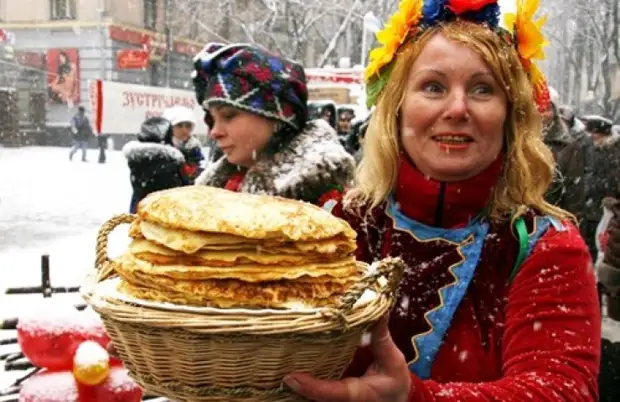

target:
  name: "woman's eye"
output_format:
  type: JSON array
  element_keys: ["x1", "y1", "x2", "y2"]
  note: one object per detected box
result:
[
  {"x1": 472, "y1": 84, "x2": 493, "y2": 95},
  {"x1": 222, "y1": 112, "x2": 237, "y2": 121},
  {"x1": 422, "y1": 82, "x2": 444, "y2": 93}
]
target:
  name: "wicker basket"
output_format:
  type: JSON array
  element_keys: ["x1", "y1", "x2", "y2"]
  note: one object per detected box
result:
[{"x1": 83, "y1": 214, "x2": 405, "y2": 402}]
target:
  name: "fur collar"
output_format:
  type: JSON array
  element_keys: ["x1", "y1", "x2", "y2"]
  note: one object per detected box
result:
[
  {"x1": 544, "y1": 112, "x2": 572, "y2": 144},
  {"x1": 570, "y1": 119, "x2": 587, "y2": 138},
  {"x1": 196, "y1": 119, "x2": 355, "y2": 203},
  {"x1": 597, "y1": 131, "x2": 620, "y2": 148},
  {"x1": 186, "y1": 136, "x2": 202, "y2": 150},
  {"x1": 172, "y1": 136, "x2": 202, "y2": 151},
  {"x1": 123, "y1": 141, "x2": 185, "y2": 163}
]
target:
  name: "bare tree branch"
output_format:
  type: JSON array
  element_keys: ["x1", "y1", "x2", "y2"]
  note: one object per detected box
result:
[{"x1": 317, "y1": 0, "x2": 361, "y2": 66}]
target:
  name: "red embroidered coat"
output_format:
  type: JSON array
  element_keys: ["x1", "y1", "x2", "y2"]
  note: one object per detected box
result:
[{"x1": 336, "y1": 156, "x2": 601, "y2": 401}]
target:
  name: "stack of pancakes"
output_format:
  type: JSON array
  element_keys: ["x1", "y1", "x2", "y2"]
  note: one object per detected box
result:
[{"x1": 114, "y1": 186, "x2": 360, "y2": 309}]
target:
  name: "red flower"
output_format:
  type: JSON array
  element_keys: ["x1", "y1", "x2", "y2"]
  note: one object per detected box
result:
[
  {"x1": 447, "y1": 0, "x2": 497, "y2": 15},
  {"x1": 281, "y1": 103, "x2": 294, "y2": 118},
  {"x1": 211, "y1": 83, "x2": 224, "y2": 98},
  {"x1": 239, "y1": 78, "x2": 251, "y2": 94},
  {"x1": 244, "y1": 63, "x2": 273, "y2": 82}
]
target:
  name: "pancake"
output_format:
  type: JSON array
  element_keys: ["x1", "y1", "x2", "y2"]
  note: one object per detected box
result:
[
  {"x1": 128, "y1": 239, "x2": 348, "y2": 267},
  {"x1": 118, "y1": 281, "x2": 338, "y2": 309},
  {"x1": 117, "y1": 272, "x2": 354, "y2": 309},
  {"x1": 139, "y1": 220, "x2": 260, "y2": 254},
  {"x1": 116, "y1": 252, "x2": 360, "y2": 282},
  {"x1": 137, "y1": 186, "x2": 356, "y2": 242},
  {"x1": 132, "y1": 221, "x2": 357, "y2": 256}
]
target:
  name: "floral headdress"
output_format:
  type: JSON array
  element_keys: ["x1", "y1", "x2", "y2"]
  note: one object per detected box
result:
[{"x1": 365, "y1": 0, "x2": 550, "y2": 113}]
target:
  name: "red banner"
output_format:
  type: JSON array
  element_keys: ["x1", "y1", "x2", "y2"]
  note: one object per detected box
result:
[
  {"x1": 116, "y1": 49, "x2": 149, "y2": 69},
  {"x1": 306, "y1": 73, "x2": 363, "y2": 85}
]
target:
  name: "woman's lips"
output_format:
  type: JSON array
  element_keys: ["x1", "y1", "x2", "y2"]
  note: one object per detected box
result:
[{"x1": 431, "y1": 134, "x2": 473, "y2": 150}]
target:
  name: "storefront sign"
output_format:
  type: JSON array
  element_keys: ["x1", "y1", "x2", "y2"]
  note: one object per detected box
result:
[
  {"x1": 108, "y1": 24, "x2": 202, "y2": 58},
  {"x1": 89, "y1": 80, "x2": 208, "y2": 135},
  {"x1": 116, "y1": 49, "x2": 149, "y2": 69}
]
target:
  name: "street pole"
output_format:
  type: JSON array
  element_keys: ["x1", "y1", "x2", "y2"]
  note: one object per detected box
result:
[
  {"x1": 164, "y1": 0, "x2": 171, "y2": 88},
  {"x1": 98, "y1": 0, "x2": 106, "y2": 80},
  {"x1": 361, "y1": 12, "x2": 380, "y2": 67},
  {"x1": 361, "y1": 24, "x2": 367, "y2": 67}
]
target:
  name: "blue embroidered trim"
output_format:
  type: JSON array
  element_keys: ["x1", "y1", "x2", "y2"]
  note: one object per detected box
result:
[
  {"x1": 386, "y1": 198, "x2": 489, "y2": 379},
  {"x1": 322, "y1": 199, "x2": 337, "y2": 213}
]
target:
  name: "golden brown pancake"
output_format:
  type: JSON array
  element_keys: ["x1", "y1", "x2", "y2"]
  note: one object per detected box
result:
[
  {"x1": 137, "y1": 186, "x2": 356, "y2": 242},
  {"x1": 128, "y1": 239, "x2": 347, "y2": 267},
  {"x1": 130, "y1": 221, "x2": 356, "y2": 256},
  {"x1": 117, "y1": 273, "x2": 353, "y2": 309},
  {"x1": 116, "y1": 252, "x2": 359, "y2": 283}
]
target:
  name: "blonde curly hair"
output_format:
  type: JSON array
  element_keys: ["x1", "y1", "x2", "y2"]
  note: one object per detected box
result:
[{"x1": 345, "y1": 21, "x2": 573, "y2": 224}]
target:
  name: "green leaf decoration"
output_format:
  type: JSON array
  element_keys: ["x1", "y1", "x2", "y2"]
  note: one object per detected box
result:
[{"x1": 366, "y1": 63, "x2": 394, "y2": 108}]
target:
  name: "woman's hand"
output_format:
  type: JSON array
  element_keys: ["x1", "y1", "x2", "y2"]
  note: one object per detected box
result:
[{"x1": 283, "y1": 316, "x2": 411, "y2": 402}]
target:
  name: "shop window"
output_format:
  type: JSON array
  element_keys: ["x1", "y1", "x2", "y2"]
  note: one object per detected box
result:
[
  {"x1": 144, "y1": 0, "x2": 157, "y2": 30},
  {"x1": 50, "y1": 0, "x2": 76, "y2": 20}
]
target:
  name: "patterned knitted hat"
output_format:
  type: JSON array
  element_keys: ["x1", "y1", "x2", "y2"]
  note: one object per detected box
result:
[{"x1": 192, "y1": 43, "x2": 308, "y2": 132}]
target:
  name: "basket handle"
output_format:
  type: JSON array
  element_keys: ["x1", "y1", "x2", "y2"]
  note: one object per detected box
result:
[
  {"x1": 336, "y1": 256, "x2": 406, "y2": 316},
  {"x1": 95, "y1": 213, "x2": 135, "y2": 281}
]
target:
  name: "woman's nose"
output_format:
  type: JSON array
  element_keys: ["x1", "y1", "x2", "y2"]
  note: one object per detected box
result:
[
  {"x1": 208, "y1": 122, "x2": 224, "y2": 140},
  {"x1": 444, "y1": 90, "x2": 469, "y2": 121}
]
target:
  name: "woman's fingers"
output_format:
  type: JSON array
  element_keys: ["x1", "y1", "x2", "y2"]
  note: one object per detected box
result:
[
  {"x1": 370, "y1": 315, "x2": 407, "y2": 375},
  {"x1": 283, "y1": 374, "x2": 360, "y2": 402}
]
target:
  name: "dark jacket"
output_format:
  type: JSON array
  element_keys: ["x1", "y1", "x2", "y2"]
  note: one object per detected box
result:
[
  {"x1": 71, "y1": 114, "x2": 93, "y2": 141},
  {"x1": 597, "y1": 197, "x2": 620, "y2": 320},
  {"x1": 544, "y1": 111, "x2": 591, "y2": 223},
  {"x1": 178, "y1": 137, "x2": 205, "y2": 185},
  {"x1": 165, "y1": 136, "x2": 205, "y2": 185},
  {"x1": 586, "y1": 130, "x2": 620, "y2": 222},
  {"x1": 123, "y1": 141, "x2": 186, "y2": 213}
]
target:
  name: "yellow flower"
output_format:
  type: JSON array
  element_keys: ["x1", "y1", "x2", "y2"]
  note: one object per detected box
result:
[
  {"x1": 504, "y1": 0, "x2": 551, "y2": 112},
  {"x1": 365, "y1": 0, "x2": 423, "y2": 81},
  {"x1": 504, "y1": 0, "x2": 549, "y2": 61}
]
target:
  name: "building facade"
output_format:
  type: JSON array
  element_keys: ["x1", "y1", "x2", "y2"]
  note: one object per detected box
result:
[{"x1": 0, "y1": 0, "x2": 203, "y2": 145}]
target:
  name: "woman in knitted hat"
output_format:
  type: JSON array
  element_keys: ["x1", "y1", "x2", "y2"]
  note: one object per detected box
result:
[
  {"x1": 192, "y1": 44, "x2": 355, "y2": 204},
  {"x1": 283, "y1": 0, "x2": 600, "y2": 400}
]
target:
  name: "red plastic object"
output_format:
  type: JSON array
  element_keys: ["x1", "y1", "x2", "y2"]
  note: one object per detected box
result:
[
  {"x1": 17, "y1": 307, "x2": 110, "y2": 371},
  {"x1": 19, "y1": 368, "x2": 142, "y2": 402}
]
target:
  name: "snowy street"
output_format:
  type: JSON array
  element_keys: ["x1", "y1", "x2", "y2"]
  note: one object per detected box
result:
[
  {"x1": 0, "y1": 146, "x2": 133, "y2": 291},
  {"x1": 0, "y1": 146, "x2": 136, "y2": 396},
  {"x1": 1, "y1": 145, "x2": 620, "y2": 395}
]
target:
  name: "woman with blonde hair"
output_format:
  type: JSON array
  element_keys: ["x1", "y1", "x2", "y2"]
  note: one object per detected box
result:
[{"x1": 284, "y1": 0, "x2": 601, "y2": 400}]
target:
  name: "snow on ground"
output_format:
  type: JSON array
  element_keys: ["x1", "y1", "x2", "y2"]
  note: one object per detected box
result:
[
  {"x1": 1, "y1": 145, "x2": 620, "y2": 393},
  {"x1": 0, "y1": 146, "x2": 134, "y2": 393},
  {"x1": 0, "y1": 146, "x2": 132, "y2": 290}
]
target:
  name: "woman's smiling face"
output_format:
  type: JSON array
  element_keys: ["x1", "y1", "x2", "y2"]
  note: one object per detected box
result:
[{"x1": 400, "y1": 33, "x2": 508, "y2": 182}]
